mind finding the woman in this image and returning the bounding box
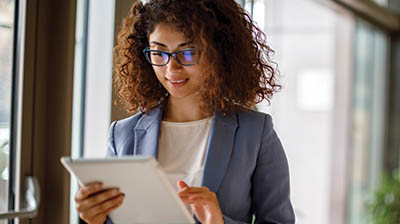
[74,0,295,223]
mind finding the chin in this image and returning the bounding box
[167,91,198,100]
[168,93,189,99]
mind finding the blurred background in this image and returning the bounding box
[0,0,399,223]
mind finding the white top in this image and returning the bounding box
[157,117,213,193]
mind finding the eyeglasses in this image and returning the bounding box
[143,48,200,66]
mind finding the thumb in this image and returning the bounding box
[177,180,188,190]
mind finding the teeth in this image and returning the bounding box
[170,79,187,84]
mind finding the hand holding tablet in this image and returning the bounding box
[60,156,195,224]
[75,182,124,223]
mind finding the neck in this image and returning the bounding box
[163,95,210,122]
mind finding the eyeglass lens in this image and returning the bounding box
[147,49,197,65]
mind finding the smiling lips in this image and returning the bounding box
[166,77,189,87]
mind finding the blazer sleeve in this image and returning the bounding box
[252,115,295,224]
[222,215,251,224]
[106,121,118,157]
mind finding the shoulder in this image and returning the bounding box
[231,108,275,146]
[235,108,273,130]
[107,111,146,156]
[110,105,163,134]
[111,111,145,133]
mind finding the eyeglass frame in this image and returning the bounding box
[143,48,200,66]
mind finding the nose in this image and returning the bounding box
[166,56,183,73]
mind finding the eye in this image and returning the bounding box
[151,52,164,57]
[179,50,195,61]
[181,49,195,55]
[150,51,169,61]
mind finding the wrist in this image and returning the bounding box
[209,215,224,224]
[219,216,225,224]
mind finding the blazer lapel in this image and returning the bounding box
[133,106,163,158]
[202,113,238,193]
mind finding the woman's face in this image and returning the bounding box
[148,23,206,102]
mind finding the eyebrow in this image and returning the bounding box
[150,41,192,48]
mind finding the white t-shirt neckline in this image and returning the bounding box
[161,116,213,126]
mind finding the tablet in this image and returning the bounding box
[60,156,195,224]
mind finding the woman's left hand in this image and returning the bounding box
[177,180,224,224]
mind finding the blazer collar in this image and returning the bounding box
[133,105,164,158]
[133,104,238,193]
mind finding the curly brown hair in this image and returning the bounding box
[113,0,281,115]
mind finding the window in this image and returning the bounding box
[252,0,389,223]
[70,0,116,222]
[372,0,388,7]
[0,1,15,223]
[347,20,388,224]
[255,1,353,222]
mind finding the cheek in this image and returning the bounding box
[152,67,165,81]
[187,67,206,82]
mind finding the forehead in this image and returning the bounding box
[148,23,191,49]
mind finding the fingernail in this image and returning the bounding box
[112,189,119,195]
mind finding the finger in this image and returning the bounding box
[96,199,124,217]
[85,194,125,218]
[78,181,100,188]
[180,192,214,200]
[181,195,215,206]
[177,180,188,190]
[78,181,101,189]
[76,188,121,212]
[179,192,216,204]
[75,183,103,201]
[178,189,206,199]
[178,186,209,195]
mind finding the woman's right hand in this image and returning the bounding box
[75,182,125,224]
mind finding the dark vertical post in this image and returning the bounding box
[385,0,400,171]
[386,32,400,170]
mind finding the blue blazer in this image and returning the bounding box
[106,105,295,224]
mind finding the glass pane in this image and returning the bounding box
[254,0,355,223]
[0,0,15,223]
[70,0,87,222]
[347,20,388,224]
[82,0,114,158]
[0,0,15,221]
[235,0,253,15]
[372,0,388,7]
[235,0,245,8]
[70,0,115,222]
